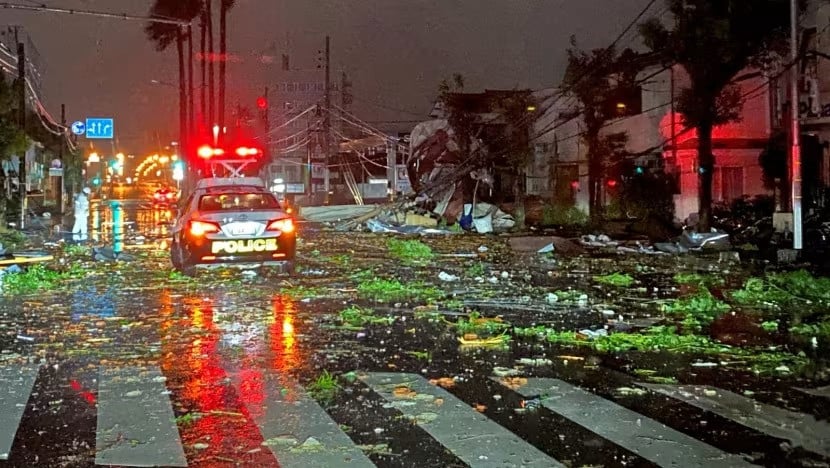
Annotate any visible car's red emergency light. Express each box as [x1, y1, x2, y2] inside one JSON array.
[[235, 147, 262, 157], [198, 145, 225, 159], [197, 145, 262, 159]]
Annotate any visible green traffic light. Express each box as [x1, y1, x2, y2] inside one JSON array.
[[635, 166, 644, 175]]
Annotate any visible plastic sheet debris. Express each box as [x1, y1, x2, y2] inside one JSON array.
[[365, 219, 455, 235], [655, 230, 731, 254], [438, 271, 459, 282]]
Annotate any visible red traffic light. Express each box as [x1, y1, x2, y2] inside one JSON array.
[[606, 179, 618, 188], [256, 96, 268, 109], [570, 180, 580, 190]]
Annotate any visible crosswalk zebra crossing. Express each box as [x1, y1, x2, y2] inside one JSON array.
[[0, 360, 828, 467]]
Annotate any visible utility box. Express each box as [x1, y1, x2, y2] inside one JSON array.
[[773, 212, 793, 233]]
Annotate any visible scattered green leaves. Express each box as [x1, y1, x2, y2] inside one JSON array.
[[357, 278, 442, 303], [593, 272, 634, 287], [662, 288, 730, 324], [673, 272, 725, 287], [0, 229, 27, 251], [338, 305, 395, 328], [387, 238, 434, 265], [2, 263, 86, 295], [307, 370, 339, 402]]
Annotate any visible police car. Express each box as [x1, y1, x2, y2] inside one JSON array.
[[170, 176, 296, 275]]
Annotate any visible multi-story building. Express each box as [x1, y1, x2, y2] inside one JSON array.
[[0, 25, 51, 205]]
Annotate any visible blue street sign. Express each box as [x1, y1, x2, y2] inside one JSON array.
[[85, 118, 114, 139], [70, 121, 85, 135]]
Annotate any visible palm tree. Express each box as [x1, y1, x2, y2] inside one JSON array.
[[145, 0, 201, 166], [199, 7, 207, 130], [206, 0, 215, 127], [218, 0, 236, 144]]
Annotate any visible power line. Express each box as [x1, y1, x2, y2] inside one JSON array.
[[0, 2, 191, 25]]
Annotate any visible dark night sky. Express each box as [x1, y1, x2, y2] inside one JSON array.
[[4, 0, 653, 154]]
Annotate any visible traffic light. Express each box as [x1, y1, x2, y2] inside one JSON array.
[[606, 179, 618, 188], [256, 96, 268, 110], [634, 165, 645, 175], [92, 177, 101, 186]]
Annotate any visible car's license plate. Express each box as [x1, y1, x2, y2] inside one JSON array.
[[224, 222, 259, 236]]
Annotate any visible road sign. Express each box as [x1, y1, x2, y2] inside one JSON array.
[[70, 121, 85, 135], [85, 118, 114, 139]]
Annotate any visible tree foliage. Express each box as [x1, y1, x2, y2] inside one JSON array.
[[0, 76, 29, 161], [145, 0, 202, 52], [640, 0, 795, 230]]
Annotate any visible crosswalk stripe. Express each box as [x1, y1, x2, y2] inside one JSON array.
[[225, 367, 375, 467], [361, 372, 564, 467], [495, 377, 756, 467], [0, 364, 39, 460], [640, 383, 830, 458], [796, 385, 830, 398], [95, 366, 187, 467]]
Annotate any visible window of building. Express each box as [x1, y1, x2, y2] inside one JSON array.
[[716, 166, 744, 203]]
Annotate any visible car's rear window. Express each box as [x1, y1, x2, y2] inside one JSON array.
[[198, 192, 280, 211]]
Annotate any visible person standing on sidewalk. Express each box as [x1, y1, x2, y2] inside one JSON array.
[[72, 187, 90, 242]]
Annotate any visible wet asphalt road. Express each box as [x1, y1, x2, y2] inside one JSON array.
[[0, 197, 829, 467]]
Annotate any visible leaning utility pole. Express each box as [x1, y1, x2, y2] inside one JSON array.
[[17, 39, 26, 229], [790, 0, 803, 249], [323, 35, 331, 204]]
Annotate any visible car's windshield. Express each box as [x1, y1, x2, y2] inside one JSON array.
[[198, 192, 280, 211]]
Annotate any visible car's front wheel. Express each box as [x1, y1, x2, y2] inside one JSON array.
[[283, 260, 295, 276]]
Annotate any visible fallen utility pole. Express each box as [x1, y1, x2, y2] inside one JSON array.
[[0, 2, 190, 25]]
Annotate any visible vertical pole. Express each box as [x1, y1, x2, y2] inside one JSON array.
[[790, 0, 803, 249], [306, 118, 312, 196], [323, 35, 331, 204], [17, 41, 26, 229], [263, 86, 269, 159], [111, 201, 123, 257], [206, 0, 215, 128], [387, 141, 396, 201], [59, 104, 66, 214], [187, 24, 195, 145], [670, 66, 677, 162]]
